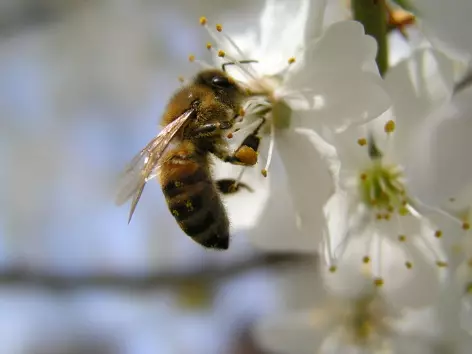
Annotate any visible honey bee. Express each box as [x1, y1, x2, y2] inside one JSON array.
[[116, 69, 263, 250]]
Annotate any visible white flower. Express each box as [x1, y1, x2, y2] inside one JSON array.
[[196, 0, 390, 250], [253, 263, 431, 354], [322, 49, 455, 301]]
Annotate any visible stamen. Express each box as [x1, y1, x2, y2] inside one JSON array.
[[206, 42, 212, 50], [215, 24, 223, 32], [362, 256, 371, 264], [373, 278, 384, 287], [398, 234, 406, 242], [463, 222, 470, 230], [329, 265, 337, 273], [262, 119, 275, 177], [358, 138, 367, 146], [218, 50, 226, 58], [405, 261, 413, 269], [434, 230, 443, 238], [384, 120, 395, 133], [199, 17, 208, 25], [288, 57, 296, 64], [188, 54, 195, 62]]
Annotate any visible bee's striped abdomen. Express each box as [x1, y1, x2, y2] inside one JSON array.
[[161, 151, 229, 250]]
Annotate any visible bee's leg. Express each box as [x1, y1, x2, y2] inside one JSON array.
[[216, 179, 254, 194], [212, 117, 266, 166], [193, 121, 234, 138]]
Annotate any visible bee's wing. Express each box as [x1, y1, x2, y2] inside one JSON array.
[[115, 109, 195, 223]]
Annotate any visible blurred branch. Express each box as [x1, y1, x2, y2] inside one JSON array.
[[352, 0, 389, 76], [0, 253, 312, 291]]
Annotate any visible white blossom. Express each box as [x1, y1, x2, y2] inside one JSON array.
[[320, 49, 456, 305], [253, 262, 431, 354], [197, 0, 390, 250]]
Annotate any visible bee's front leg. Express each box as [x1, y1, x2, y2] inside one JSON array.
[[192, 121, 233, 138]]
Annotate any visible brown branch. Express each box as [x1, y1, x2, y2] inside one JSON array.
[[0, 253, 312, 292]]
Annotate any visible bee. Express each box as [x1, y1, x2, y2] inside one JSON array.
[[116, 69, 263, 250]]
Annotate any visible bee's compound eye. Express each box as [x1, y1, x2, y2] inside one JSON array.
[[211, 75, 232, 88]]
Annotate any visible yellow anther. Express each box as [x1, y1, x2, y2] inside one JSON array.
[[405, 261, 413, 269], [199, 17, 208, 25], [216, 24, 223, 32], [373, 278, 384, 287], [217, 50, 225, 57], [398, 206, 409, 216], [357, 138, 367, 146], [463, 222, 470, 230], [206, 42, 212, 50], [384, 120, 396, 133], [436, 261, 448, 268], [188, 54, 195, 62], [434, 230, 443, 238], [329, 265, 337, 273], [261, 169, 268, 177], [360, 173, 368, 181], [362, 256, 370, 264], [376, 213, 383, 220], [398, 234, 406, 242], [288, 57, 296, 64]]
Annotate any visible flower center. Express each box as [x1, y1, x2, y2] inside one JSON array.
[[359, 160, 408, 215]]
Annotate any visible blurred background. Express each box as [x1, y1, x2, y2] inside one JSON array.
[[0, 0, 304, 353]]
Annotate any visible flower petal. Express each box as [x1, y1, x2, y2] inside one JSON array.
[[276, 128, 337, 242], [212, 158, 270, 231], [258, 0, 311, 74], [294, 70, 390, 129]]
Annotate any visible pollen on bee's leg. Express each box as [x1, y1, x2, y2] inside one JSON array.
[[235, 146, 258, 165]]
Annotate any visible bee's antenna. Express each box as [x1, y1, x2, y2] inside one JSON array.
[[222, 60, 259, 72]]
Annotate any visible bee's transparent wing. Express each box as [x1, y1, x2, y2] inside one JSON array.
[[115, 109, 194, 222]]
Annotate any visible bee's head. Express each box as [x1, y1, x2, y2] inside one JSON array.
[[194, 69, 247, 109]]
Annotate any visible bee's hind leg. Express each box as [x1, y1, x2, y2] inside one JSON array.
[[216, 179, 254, 195]]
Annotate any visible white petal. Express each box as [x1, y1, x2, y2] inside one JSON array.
[[305, 21, 378, 72], [212, 158, 270, 231], [253, 311, 332, 354], [247, 153, 318, 252], [412, 0, 472, 60], [257, 0, 311, 74], [384, 48, 454, 152], [419, 89, 472, 205], [295, 70, 390, 129], [277, 128, 337, 241]]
